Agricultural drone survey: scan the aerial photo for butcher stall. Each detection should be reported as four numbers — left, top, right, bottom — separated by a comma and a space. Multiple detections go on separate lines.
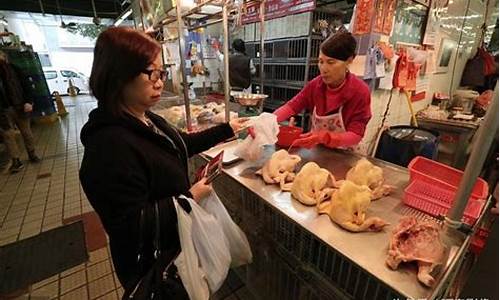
193, 144, 491, 300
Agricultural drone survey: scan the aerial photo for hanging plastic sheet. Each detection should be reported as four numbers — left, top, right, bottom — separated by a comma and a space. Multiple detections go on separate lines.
373, 0, 397, 35
352, 0, 375, 35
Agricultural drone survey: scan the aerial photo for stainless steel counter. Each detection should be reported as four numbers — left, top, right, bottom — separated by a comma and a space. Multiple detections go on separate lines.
202, 142, 471, 299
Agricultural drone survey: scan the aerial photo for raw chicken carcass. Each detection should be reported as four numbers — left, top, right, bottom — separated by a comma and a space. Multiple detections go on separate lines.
291, 162, 336, 205
345, 158, 394, 200
256, 150, 301, 191
317, 180, 388, 232
386, 216, 446, 287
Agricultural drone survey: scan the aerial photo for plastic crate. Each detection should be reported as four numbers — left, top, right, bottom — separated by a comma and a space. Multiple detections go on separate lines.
408, 156, 489, 200
404, 180, 486, 225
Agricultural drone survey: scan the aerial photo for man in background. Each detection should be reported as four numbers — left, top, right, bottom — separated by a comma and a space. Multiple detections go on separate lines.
0, 51, 40, 173
218, 38, 256, 93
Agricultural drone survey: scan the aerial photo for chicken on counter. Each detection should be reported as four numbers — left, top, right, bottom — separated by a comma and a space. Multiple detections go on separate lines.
345, 158, 394, 200
256, 150, 301, 191
291, 162, 337, 205
317, 180, 388, 232
386, 216, 446, 287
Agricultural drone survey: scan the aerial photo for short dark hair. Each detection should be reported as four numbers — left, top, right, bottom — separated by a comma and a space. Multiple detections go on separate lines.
320, 32, 357, 61
90, 27, 161, 116
232, 39, 246, 54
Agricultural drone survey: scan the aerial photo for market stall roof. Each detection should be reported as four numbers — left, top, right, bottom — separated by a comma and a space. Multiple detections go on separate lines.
0, 0, 126, 19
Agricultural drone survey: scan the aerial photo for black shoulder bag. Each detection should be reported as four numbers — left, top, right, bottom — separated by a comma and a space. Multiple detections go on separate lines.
123, 200, 189, 300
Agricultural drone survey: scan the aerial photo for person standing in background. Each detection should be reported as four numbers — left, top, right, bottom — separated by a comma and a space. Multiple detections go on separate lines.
0, 51, 40, 173
218, 38, 256, 93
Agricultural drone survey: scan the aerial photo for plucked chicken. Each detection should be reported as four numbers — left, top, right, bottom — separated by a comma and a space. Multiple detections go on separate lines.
386, 216, 446, 287
345, 158, 393, 200
256, 150, 301, 191
317, 180, 388, 232
290, 162, 336, 205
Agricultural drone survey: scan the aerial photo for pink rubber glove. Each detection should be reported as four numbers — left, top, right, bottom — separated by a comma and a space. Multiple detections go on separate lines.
291, 130, 342, 149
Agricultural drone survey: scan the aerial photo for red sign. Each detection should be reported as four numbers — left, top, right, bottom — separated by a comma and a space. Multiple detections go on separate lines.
241, 0, 316, 25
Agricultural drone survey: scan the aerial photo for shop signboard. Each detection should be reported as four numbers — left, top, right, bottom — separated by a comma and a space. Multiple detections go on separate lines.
241, 0, 316, 25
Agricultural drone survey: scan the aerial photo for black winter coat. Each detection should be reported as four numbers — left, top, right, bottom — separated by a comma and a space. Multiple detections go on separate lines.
0, 62, 31, 113
79, 106, 234, 291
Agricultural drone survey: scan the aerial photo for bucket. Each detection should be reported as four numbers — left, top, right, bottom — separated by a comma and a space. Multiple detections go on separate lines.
276, 125, 303, 147
375, 126, 439, 167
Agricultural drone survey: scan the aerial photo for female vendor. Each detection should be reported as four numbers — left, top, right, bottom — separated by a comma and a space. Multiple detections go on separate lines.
274, 32, 371, 149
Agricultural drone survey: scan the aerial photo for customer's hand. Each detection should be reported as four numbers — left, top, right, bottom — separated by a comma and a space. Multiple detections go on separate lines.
24, 103, 33, 113
229, 117, 250, 133
189, 177, 213, 202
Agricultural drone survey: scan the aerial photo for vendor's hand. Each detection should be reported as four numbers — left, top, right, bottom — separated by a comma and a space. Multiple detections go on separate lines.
229, 117, 250, 133
291, 132, 320, 149
24, 103, 33, 113
291, 131, 342, 149
189, 177, 213, 203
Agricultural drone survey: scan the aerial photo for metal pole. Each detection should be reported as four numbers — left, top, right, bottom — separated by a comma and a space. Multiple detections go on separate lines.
188, 18, 224, 31
259, 0, 265, 92
302, 12, 313, 128
222, 1, 231, 122
446, 83, 499, 227
181, 0, 217, 18
258, 0, 265, 113
303, 12, 313, 84
176, 1, 192, 131
38, 0, 45, 15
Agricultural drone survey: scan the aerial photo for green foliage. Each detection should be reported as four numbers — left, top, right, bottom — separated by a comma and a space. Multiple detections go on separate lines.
65, 23, 109, 40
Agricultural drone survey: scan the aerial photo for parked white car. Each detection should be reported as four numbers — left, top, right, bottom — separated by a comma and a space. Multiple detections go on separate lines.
43, 67, 89, 95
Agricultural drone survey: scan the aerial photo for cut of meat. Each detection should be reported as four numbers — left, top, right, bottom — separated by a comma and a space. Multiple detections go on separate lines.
317, 180, 388, 232
386, 216, 446, 287
256, 149, 301, 191
291, 162, 336, 206
345, 158, 394, 200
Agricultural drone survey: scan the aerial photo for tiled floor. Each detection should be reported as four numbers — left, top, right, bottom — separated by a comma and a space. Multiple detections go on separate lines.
0, 96, 124, 299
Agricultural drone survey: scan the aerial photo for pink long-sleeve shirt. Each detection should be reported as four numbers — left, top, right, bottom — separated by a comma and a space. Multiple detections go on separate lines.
274, 73, 372, 146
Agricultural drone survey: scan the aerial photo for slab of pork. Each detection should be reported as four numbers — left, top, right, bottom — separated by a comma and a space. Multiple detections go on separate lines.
386, 216, 446, 287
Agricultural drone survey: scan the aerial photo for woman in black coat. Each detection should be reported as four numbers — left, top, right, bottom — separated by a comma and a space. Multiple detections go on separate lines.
79, 27, 248, 297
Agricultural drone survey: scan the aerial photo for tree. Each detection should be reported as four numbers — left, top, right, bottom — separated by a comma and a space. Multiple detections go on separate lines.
65, 23, 109, 40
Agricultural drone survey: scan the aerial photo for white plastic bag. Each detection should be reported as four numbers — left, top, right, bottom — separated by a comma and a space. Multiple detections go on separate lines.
234, 112, 279, 161
174, 197, 231, 299
189, 198, 231, 292
173, 200, 210, 300
199, 191, 253, 267
233, 135, 262, 161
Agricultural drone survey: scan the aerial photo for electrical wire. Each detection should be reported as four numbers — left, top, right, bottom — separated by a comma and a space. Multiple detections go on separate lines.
369, 88, 395, 157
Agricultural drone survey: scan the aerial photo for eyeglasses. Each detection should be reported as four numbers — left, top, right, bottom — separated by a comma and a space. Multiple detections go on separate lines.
142, 69, 168, 82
